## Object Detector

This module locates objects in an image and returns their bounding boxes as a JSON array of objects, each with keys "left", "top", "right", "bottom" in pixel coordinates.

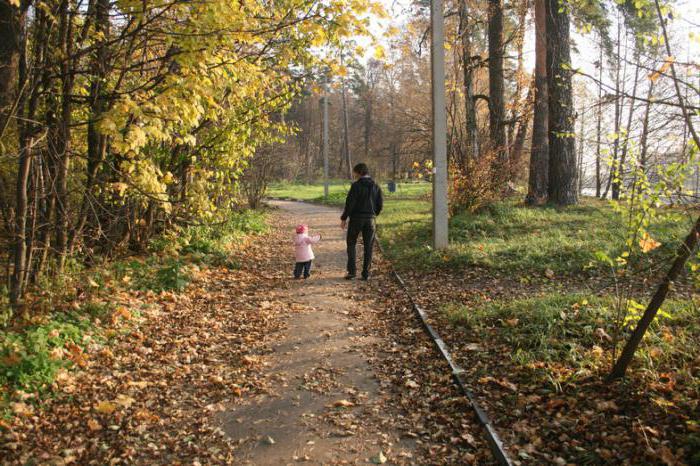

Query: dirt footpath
[
  {"left": 222, "top": 200, "right": 492, "bottom": 465},
  {"left": 222, "top": 200, "right": 412, "bottom": 465}
]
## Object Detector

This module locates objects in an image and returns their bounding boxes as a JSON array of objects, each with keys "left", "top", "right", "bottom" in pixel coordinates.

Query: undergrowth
[
  {"left": 1, "top": 209, "right": 267, "bottom": 412},
  {"left": 0, "top": 304, "right": 104, "bottom": 402},
  {"left": 442, "top": 293, "right": 699, "bottom": 389}
]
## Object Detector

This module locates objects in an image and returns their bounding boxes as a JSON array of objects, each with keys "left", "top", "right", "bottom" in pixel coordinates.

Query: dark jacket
[{"left": 341, "top": 176, "right": 383, "bottom": 221}]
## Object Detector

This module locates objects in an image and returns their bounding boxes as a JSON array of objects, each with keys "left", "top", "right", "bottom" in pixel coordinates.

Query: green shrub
[
  {"left": 153, "top": 260, "right": 190, "bottom": 292},
  {"left": 0, "top": 315, "right": 91, "bottom": 395},
  {"left": 114, "top": 258, "right": 191, "bottom": 292}
]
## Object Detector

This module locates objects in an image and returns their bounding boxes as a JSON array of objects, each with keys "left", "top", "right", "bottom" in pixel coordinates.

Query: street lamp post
[{"left": 431, "top": 0, "right": 449, "bottom": 249}]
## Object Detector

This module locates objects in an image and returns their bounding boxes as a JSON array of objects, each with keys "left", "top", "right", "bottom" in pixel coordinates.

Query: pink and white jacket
[{"left": 294, "top": 233, "right": 321, "bottom": 262}]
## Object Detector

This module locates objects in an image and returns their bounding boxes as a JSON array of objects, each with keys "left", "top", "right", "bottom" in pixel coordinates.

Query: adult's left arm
[{"left": 375, "top": 184, "right": 384, "bottom": 216}]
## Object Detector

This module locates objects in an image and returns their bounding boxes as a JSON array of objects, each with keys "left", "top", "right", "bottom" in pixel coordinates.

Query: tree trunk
[
  {"left": 10, "top": 0, "right": 31, "bottom": 305},
  {"left": 526, "top": 0, "right": 548, "bottom": 205},
  {"left": 595, "top": 39, "right": 603, "bottom": 198},
  {"left": 389, "top": 90, "right": 399, "bottom": 181},
  {"left": 23, "top": 162, "right": 38, "bottom": 288},
  {"left": 511, "top": 79, "right": 532, "bottom": 171},
  {"left": 54, "top": 0, "right": 74, "bottom": 272},
  {"left": 618, "top": 60, "right": 640, "bottom": 191},
  {"left": 507, "top": 0, "right": 528, "bottom": 155},
  {"left": 487, "top": 0, "right": 506, "bottom": 164},
  {"left": 577, "top": 104, "right": 585, "bottom": 194},
  {"left": 545, "top": 0, "right": 577, "bottom": 205},
  {"left": 0, "top": 0, "right": 20, "bottom": 137},
  {"left": 33, "top": 154, "right": 55, "bottom": 283},
  {"left": 459, "top": 0, "right": 478, "bottom": 163},
  {"left": 11, "top": 136, "right": 32, "bottom": 305},
  {"left": 364, "top": 95, "right": 371, "bottom": 160},
  {"left": 639, "top": 81, "right": 654, "bottom": 172},
  {"left": 609, "top": 17, "right": 624, "bottom": 200}
]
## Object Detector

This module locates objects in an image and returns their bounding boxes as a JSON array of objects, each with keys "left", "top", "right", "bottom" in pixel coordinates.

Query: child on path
[{"left": 293, "top": 224, "right": 321, "bottom": 279}]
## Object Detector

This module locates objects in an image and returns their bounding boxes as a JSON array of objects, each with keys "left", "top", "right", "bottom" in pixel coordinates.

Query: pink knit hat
[{"left": 295, "top": 224, "right": 308, "bottom": 234}]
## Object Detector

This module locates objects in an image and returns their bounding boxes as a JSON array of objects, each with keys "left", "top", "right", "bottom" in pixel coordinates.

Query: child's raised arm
[{"left": 306, "top": 234, "right": 321, "bottom": 244}]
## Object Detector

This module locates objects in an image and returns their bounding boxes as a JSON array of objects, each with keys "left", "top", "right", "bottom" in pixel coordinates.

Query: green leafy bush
[
  {"left": 0, "top": 314, "right": 91, "bottom": 395},
  {"left": 113, "top": 258, "right": 191, "bottom": 292}
]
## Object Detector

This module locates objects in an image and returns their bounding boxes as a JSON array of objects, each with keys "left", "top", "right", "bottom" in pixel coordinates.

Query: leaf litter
[
  {"left": 383, "top": 267, "right": 699, "bottom": 465},
  {"left": 2, "top": 207, "right": 496, "bottom": 465}
]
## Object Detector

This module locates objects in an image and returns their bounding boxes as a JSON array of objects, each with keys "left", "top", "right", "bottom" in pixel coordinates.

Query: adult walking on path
[{"left": 340, "top": 163, "right": 383, "bottom": 280}]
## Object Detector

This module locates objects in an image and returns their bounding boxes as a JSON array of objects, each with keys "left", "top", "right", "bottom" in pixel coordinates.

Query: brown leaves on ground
[
  {"left": 388, "top": 268, "right": 696, "bottom": 465},
  {"left": 0, "top": 223, "right": 293, "bottom": 464},
  {"left": 1, "top": 210, "right": 496, "bottom": 465},
  {"left": 346, "top": 264, "right": 495, "bottom": 464}
]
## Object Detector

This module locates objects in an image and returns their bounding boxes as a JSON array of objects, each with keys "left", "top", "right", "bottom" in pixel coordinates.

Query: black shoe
[
  {"left": 360, "top": 275, "right": 369, "bottom": 281},
  {"left": 344, "top": 274, "right": 356, "bottom": 280},
  {"left": 303, "top": 275, "right": 310, "bottom": 279}
]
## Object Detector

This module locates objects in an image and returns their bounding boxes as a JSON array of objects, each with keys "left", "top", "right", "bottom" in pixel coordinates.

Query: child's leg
[
  {"left": 293, "top": 262, "right": 304, "bottom": 278},
  {"left": 303, "top": 261, "right": 312, "bottom": 278}
]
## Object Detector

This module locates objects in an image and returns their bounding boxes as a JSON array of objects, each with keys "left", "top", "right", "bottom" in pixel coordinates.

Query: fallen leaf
[
  {"left": 115, "top": 394, "right": 135, "bottom": 408},
  {"left": 95, "top": 401, "right": 117, "bottom": 414},
  {"left": 639, "top": 232, "right": 662, "bottom": 253},
  {"left": 370, "top": 451, "right": 387, "bottom": 464},
  {"left": 504, "top": 318, "right": 519, "bottom": 327},
  {"left": 332, "top": 399, "right": 355, "bottom": 408},
  {"left": 11, "top": 402, "right": 33, "bottom": 417},
  {"left": 87, "top": 419, "right": 102, "bottom": 431}
]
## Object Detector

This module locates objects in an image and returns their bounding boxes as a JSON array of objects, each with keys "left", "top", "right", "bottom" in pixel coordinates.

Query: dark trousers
[
  {"left": 346, "top": 217, "right": 375, "bottom": 278},
  {"left": 294, "top": 260, "right": 312, "bottom": 278}
]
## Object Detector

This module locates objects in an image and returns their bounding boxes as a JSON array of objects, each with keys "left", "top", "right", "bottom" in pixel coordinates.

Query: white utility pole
[
  {"left": 323, "top": 80, "right": 330, "bottom": 200},
  {"left": 431, "top": 0, "right": 449, "bottom": 249}
]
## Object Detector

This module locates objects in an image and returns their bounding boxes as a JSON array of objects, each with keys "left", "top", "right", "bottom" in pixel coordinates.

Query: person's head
[
  {"left": 352, "top": 163, "right": 369, "bottom": 180},
  {"left": 295, "top": 224, "right": 308, "bottom": 234}
]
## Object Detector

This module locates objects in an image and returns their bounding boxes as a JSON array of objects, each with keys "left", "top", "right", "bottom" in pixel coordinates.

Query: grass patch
[
  {"left": 267, "top": 180, "right": 352, "bottom": 203},
  {"left": 378, "top": 197, "right": 691, "bottom": 276},
  {"left": 442, "top": 293, "right": 699, "bottom": 387},
  {"left": 267, "top": 180, "right": 431, "bottom": 206}
]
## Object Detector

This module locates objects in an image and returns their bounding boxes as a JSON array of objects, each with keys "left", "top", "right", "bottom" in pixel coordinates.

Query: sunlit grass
[
  {"left": 379, "top": 197, "right": 691, "bottom": 276},
  {"left": 267, "top": 180, "right": 431, "bottom": 205},
  {"left": 441, "top": 293, "right": 699, "bottom": 388}
]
